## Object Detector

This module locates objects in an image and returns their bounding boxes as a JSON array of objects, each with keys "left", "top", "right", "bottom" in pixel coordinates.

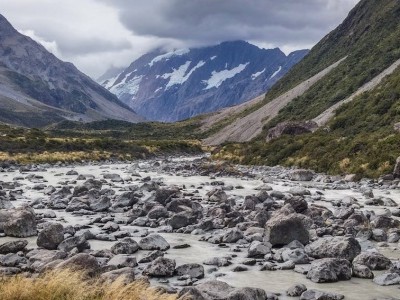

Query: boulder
[
  {"left": 307, "top": 258, "right": 352, "bottom": 283},
  {"left": 57, "top": 235, "right": 90, "bottom": 252},
  {"left": 285, "top": 197, "right": 308, "bottom": 213},
  {"left": 267, "top": 121, "right": 318, "bottom": 142},
  {"left": 143, "top": 257, "right": 176, "bottom": 277},
  {"left": 178, "top": 280, "right": 267, "bottom": 300},
  {"left": 265, "top": 213, "right": 309, "bottom": 246},
  {"left": 248, "top": 241, "right": 271, "bottom": 258},
  {"left": 305, "top": 236, "right": 361, "bottom": 261},
  {"left": 111, "top": 238, "right": 139, "bottom": 255},
  {"left": 148, "top": 206, "right": 169, "bottom": 219},
  {"left": 352, "top": 264, "right": 374, "bottom": 279},
  {"left": 56, "top": 253, "right": 100, "bottom": 277},
  {"left": 139, "top": 234, "right": 170, "bottom": 251},
  {"left": 286, "top": 284, "right": 307, "bottom": 297},
  {"left": 207, "top": 189, "right": 228, "bottom": 202},
  {"left": 154, "top": 188, "right": 179, "bottom": 206},
  {"left": 0, "top": 240, "right": 28, "bottom": 254},
  {"left": 222, "top": 228, "right": 244, "bottom": 243},
  {"left": 353, "top": 252, "right": 392, "bottom": 270},
  {"left": 175, "top": 263, "right": 204, "bottom": 279},
  {"left": 0, "top": 253, "right": 27, "bottom": 267},
  {"left": 89, "top": 196, "right": 111, "bottom": 212},
  {"left": 37, "top": 223, "right": 64, "bottom": 250},
  {"left": 3, "top": 208, "right": 37, "bottom": 237},
  {"left": 100, "top": 267, "right": 135, "bottom": 284}
]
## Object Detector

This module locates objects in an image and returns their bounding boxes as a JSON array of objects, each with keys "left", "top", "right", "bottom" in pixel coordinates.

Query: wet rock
[
  {"left": 139, "top": 234, "right": 170, "bottom": 251},
  {"left": 56, "top": 253, "right": 100, "bottom": 277},
  {"left": 353, "top": 252, "right": 392, "bottom": 270},
  {"left": 37, "top": 223, "right": 64, "bottom": 250},
  {"left": 305, "top": 236, "right": 361, "bottom": 261},
  {"left": 265, "top": 212, "right": 309, "bottom": 246},
  {"left": 352, "top": 264, "right": 374, "bottom": 279},
  {"left": 0, "top": 240, "right": 28, "bottom": 254},
  {"left": 373, "top": 273, "right": 400, "bottom": 286},
  {"left": 281, "top": 248, "right": 310, "bottom": 264},
  {"left": 107, "top": 255, "right": 137, "bottom": 268},
  {"left": 248, "top": 241, "right": 271, "bottom": 258},
  {"left": 3, "top": 208, "right": 37, "bottom": 237},
  {"left": 286, "top": 283, "right": 307, "bottom": 297},
  {"left": 307, "top": 258, "right": 352, "bottom": 283},
  {"left": 111, "top": 238, "right": 139, "bottom": 255},
  {"left": 232, "top": 265, "right": 248, "bottom": 272},
  {"left": 300, "top": 289, "right": 344, "bottom": 300},
  {"left": 175, "top": 263, "right": 204, "bottom": 279},
  {"left": 371, "top": 229, "right": 388, "bottom": 242},
  {"left": 169, "top": 213, "right": 192, "bottom": 229},
  {"left": 178, "top": 280, "right": 267, "bottom": 300},
  {"left": 112, "top": 192, "right": 139, "bottom": 208},
  {"left": 143, "top": 257, "right": 176, "bottom": 277}
]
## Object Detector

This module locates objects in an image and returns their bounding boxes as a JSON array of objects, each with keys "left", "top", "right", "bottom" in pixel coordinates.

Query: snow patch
[
  {"left": 203, "top": 63, "right": 249, "bottom": 90},
  {"left": 270, "top": 66, "right": 282, "bottom": 79},
  {"left": 210, "top": 56, "right": 217, "bottom": 60},
  {"left": 110, "top": 75, "right": 143, "bottom": 98},
  {"left": 149, "top": 49, "right": 190, "bottom": 67},
  {"left": 162, "top": 60, "right": 205, "bottom": 89},
  {"left": 251, "top": 68, "right": 266, "bottom": 80}
]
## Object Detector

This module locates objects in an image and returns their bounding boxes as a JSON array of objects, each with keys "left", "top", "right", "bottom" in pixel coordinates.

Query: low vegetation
[
  {"left": 0, "top": 269, "right": 178, "bottom": 300},
  {"left": 215, "top": 65, "right": 400, "bottom": 178},
  {"left": 0, "top": 121, "right": 203, "bottom": 164}
]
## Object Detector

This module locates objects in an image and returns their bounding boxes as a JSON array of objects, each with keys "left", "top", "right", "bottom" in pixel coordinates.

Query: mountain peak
[{"left": 101, "top": 41, "right": 308, "bottom": 122}]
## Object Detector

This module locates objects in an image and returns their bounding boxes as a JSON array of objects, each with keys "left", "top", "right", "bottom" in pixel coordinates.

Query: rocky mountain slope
[
  {"left": 100, "top": 41, "right": 308, "bottom": 122},
  {"left": 0, "top": 14, "right": 143, "bottom": 127},
  {"left": 208, "top": 0, "right": 400, "bottom": 178}
]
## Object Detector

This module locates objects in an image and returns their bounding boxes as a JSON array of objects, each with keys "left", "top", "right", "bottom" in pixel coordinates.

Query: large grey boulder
[
  {"left": 248, "top": 241, "right": 271, "bottom": 258},
  {"left": 143, "top": 257, "right": 176, "bottom": 277},
  {"left": 0, "top": 240, "right": 28, "bottom": 254},
  {"left": 111, "top": 238, "right": 139, "bottom": 255},
  {"left": 107, "top": 255, "right": 137, "bottom": 268},
  {"left": 89, "top": 196, "right": 111, "bottom": 212},
  {"left": 307, "top": 258, "right": 352, "bottom": 283},
  {"left": 352, "top": 264, "right": 374, "bottom": 279},
  {"left": 286, "top": 284, "right": 307, "bottom": 297},
  {"left": 178, "top": 280, "right": 267, "bottom": 300},
  {"left": 353, "top": 252, "right": 392, "bottom": 270},
  {"left": 175, "top": 263, "right": 204, "bottom": 279},
  {"left": 100, "top": 267, "right": 135, "bottom": 284},
  {"left": 139, "top": 234, "right": 170, "bottom": 251},
  {"left": 305, "top": 236, "right": 361, "bottom": 261},
  {"left": 37, "top": 223, "right": 64, "bottom": 250},
  {"left": 3, "top": 208, "right": 37, "bottom": 237},
  {"left": 265, "top": 212, "right": 309, "bottom": 246},
  {"left": 222, "top": 228, "right": 244, "bottom": 243},
  {"left": 57, "top": 235, "right": 90, "bottom": 252},
  {"left": 56, "top": 253, "right": 100, "bottom": 277}
]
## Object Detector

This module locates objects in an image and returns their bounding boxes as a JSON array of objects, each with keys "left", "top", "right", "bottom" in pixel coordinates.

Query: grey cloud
[{"left": 100, "top": 0, "right": 359, "bottom": 48}]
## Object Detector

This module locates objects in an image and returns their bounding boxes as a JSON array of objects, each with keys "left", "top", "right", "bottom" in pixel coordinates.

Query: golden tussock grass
[{"left": 0, "top": 269, "right": 180, "bottom": 300}]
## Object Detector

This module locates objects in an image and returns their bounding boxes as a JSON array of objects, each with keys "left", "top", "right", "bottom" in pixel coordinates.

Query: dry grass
[{"left": 0, "top": 270, "right": 179, "bottom": 300}]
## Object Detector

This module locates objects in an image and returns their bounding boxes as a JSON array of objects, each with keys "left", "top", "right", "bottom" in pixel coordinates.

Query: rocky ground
[{"left": 0, "top": 156, "right": 399, "bottom": 300}]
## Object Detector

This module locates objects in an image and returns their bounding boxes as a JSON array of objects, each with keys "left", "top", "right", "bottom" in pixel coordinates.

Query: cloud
[
  {"left": 0, "top": 0, "right": 359, "bottom": 77},
  {"left": 100, "top": 0, "right": 359, "bottom": 48}
]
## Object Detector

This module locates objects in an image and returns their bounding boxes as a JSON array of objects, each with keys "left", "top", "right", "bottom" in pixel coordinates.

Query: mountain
[
  {"left": 0, "top": 14, "right": 143, "bottom": 127},
  {"left": 100, "top": 41, "right": 308, "bottom": 122},
  {"left": 205, "top": 0, "right": 400, "bottom": 178}
]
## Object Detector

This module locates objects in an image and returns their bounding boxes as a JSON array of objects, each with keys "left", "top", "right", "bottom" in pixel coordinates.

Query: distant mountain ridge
[
  {"left": 100, "top": 41, "right": 308, "bottom": 122},
  {"left": 0, "top": 14, "right": 143, "bottom": 127}
]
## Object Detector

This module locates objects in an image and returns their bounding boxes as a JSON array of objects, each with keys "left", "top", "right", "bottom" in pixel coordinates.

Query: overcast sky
[{"left": 0, "top": 0, "right": 360, "bottom": 79}]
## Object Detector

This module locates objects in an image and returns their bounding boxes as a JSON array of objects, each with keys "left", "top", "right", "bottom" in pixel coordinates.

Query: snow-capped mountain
[{"left": 101, "top": 41, "right": 308, "bottom": 122}]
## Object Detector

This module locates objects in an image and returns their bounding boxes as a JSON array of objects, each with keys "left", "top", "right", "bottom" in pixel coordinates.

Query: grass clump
[{"left": 0, "top": 269, "right": 179, "bottom": 300}]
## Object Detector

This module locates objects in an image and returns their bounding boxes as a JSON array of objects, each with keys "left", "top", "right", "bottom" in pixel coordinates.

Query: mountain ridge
[
  {"left": 0, "top": 14, "right": 143, "bottom": 127},
  {"left": 100, "top": 41, "right": 308, "bottom": 122}
]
